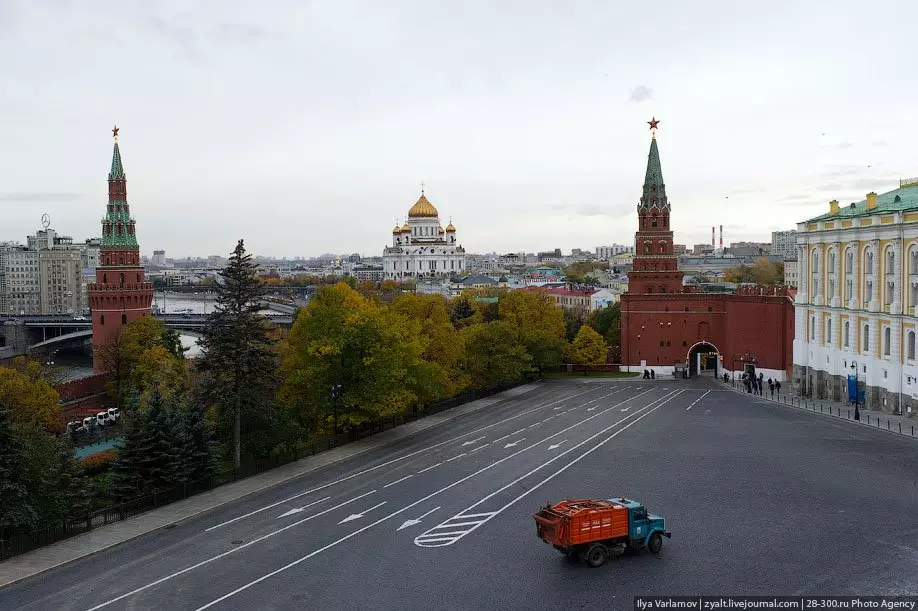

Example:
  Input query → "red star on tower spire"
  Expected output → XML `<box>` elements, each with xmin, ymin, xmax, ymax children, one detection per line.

<box><xmin>647</xmin><ymin>117</ymin><xmax>660</xmax><ymax>131</ymax></box>
<box><xmin>112</xmin><ymin>125</ymin><xmax>119</xmax><ymax>139</ymax></box>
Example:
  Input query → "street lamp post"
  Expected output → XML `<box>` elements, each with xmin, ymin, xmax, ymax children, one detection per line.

<box><xmin>331</xmin><ymin>384</ymin><xmax>342</xmax><ymax>436</ymax></box>
<box><xmin>851</xmin><ymin>361</ymin><xmax>861</xmax><ymax>420</ymax></box>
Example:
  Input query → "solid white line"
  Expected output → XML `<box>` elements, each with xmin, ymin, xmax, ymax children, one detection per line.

<box><xmin>421</xmin><ymin>390</ymin><xmax>686</xmax><ymax>546</ymax></box>
<box><xmin>415</xmin><ymin>530</ymin><xmax>468</xmax><ymax>538</ymax></box>
<box><xmin>432</xmin><ymin>520</ymin><xmax>485</xmax><ymax>528</ymax></box>
<box><xmin>382</xmin><ymin>475</ymin><xmax>414</xmax><ymax>488</ymax></box>
<box><xmin>416</xmin><ymin>506</ymin><xmax>441</xmax><ymax>521</ymax></box>
<box><xmin>416</xmin><ymin>462</ymin><xmax>442</xmax><ymax>474</ymax></box>
<box><xmin>410</xmin><ymin>536</ymin><xmax>455</xmax><ymax>544</ymax></box>
<box><xmin>511</xmin><ymin>429</ymin><xmax>526</xmax><ymax>435</ymax></box>
<box><xmin>85</xmin><ymin>490</ymin><xmax>377</xmax><ymax>611</ymax></box>
<box><xmin>275</xmin><ymin>496</ymin><xmax>331</xmax><ymax>519</ymax></box>
<box><xmin>445</xmin><ymin>453</ymin><xmax>466</xmax><ymax>462</ymax></box>
<box><xmin>454</xmin><ymin>512</ymin><xmax>498</xmax><ymax>519</ymax></box>
<box><xmin>686</xmin><ymin>390</ymin><xmax>711</xmax><ymax>411</ymax></box>
<box><xmin>203</xmin><ymin>384</ymin><xmax>606</xmax><ymax>531</ymax></box>
<box><xmin>191</xmin><ymin>388</ymin><xmax>660</xmax><ymax>611</ymax></box>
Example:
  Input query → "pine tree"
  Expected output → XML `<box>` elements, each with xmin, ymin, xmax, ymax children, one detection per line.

<box><xmin>182</xmin><ymin>404</ymin><xmax>218</xmax><ymax>485</ymax></box>
<box><xmin>109</xmin><ymin>409</ymin><xmax>147</xmax><ymax>501</ymax></box>
<box><xmin>55</xmin><ymin>438</ymin><xmax>91</xmax><ymax>520</ymax></box>
<box><xmin>197</xmin><ymin>239</ymin><xmax>279</xmax><ymax>469</ymax></box>
<box><xmin>0</xmin><ymin>405</ymin><xmax>37</xmax><ymax>537</ymax></box>
<box><xmin>143</xmin><ymin>385</ymin><xmax>180</xmax><ymax>491</ymax></box>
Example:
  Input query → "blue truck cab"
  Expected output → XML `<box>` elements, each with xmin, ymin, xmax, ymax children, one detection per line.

<box><xmin>608</xmin><ymin>497</ymin><xmax>672</xmax><ymax>553</ymax></box>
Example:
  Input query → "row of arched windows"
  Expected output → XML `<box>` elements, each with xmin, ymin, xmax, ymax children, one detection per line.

<box><xmin>808</xmin><ymin>242</ymin><xmax>918</xmax><ymax>310</ymax></box>
<box><xmin>810</xmin><ymin>315</ymin><xmax>917</xmax><ymax>360</ymax></box>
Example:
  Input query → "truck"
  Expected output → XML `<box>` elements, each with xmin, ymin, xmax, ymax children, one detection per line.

<box><xmin>533</xmin><ymin>497</ymin><xmax>671</xmax><ymax>568</ymax></box>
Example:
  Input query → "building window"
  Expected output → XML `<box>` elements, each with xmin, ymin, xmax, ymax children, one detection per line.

<box><xmin>865</xmin><ymin>281</ymin><xmax>873</xmax><ymax>304</ymax></box>
<box><xmin>826</xmin><ymin>318</ymin><xmax>832</xmax><ymax>344</ymax></box>
<box><xmin>100</xmin><ymin>314</ymin><xmax>104</xmax><ymax>325</ymax></box>
<box><xmin>122</xmin><ymin>314</ymin><xmax>127</xmax><ymax>325</ymax></box>
<box><xmin>887</xmin><ymin>250</ymin><xmax>895</xmax><ymax>275</ymax></box>
<box><xmin>651</xmin><ymin>217</ymin><xmax>658</xmax><ymax>228</ymax></box>
<box><xmin>883</xmin><ymin>326</ymin><xmax>891</xmax><ymax>356</ymax></box>
<box><xmin>659</xmin><ymin>341</ymin><xmax>664</xmax><ymax>347</ymax></box>
<box><xmin>844</xmin><ymin>321</ymin><xmax>850</xmax><ymax>347</ymax></box>
<box><xmin>810</xmin><ymin>316</ymin><xmax>816</xmax><ymax>340</ymax></box>
<box><xmin>666</xmin><ymin>341</ymin><xmax>671</xmax><ymax>347</ymax></box>
<box><xmin>682</xmin><ymin>341</ymin><xmax>687</xmax><ymax>347</ymax></box>
<box><xmin>863</xmin><ymin>324</ymin><xmax>870</xmax><ymax>353</ymax></box>
<box><xmin>866</xmin><ymin>251</ymin><xmax>874</xmax><ymax>275</ymax></box>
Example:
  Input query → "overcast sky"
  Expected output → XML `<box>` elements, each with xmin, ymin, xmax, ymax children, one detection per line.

<box><xmin>2</xmin><ymin>1</ymin><xmax>917</xmax><ymax>259</ymax></box>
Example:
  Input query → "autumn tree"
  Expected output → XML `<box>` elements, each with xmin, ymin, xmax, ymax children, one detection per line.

<box><xmin>196</xmin><ymin>239</ymin><xmax>280</xmax><ymax>469</ymax></box>
<box><xmin>459</xmin><ymin>321</ymin><xmax>531</xmax><ymax>390</ymax></box>
<box><xmin>282</xmin><ymin>283</ymin><xmax>426</xmax><ymax>434</ymax></box>
<box><xmin>392</xmin><ymin>293</ymin><xmax>465</xmax><ymax>399</ymax></box>
<box><xmin>568</xmin><ymin>326</ymin><xmax>608</xmax><ymax>365</ymax></box>
<box><xmin>497</xmin><ymin>291</ymin><xmax>567</xmax><ymax>375</ymax></box>
<box><xmin>588</xmin><ymin>302</ymin><xmax>621</xmax><ymax>344</ymax></box>
<box><xmin>723</xmin><ymin>258</ymin><xmax>783</xmax><ymax>285</ymax></box>
<box><xmin>0</xmin><ymin>404</ymin><xmax>36</xmax><ymax>537</ymax></box>
<box><xmin>0</xmin><ymin>363</ymin><xmax>61</xmax><ymax>430</ymax></box>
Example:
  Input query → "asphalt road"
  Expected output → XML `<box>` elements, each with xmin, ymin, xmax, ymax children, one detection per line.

<box><xmin>2</xmin><ymin>378</ymin><xmax>918</xmax><ymax>611</ymax></box>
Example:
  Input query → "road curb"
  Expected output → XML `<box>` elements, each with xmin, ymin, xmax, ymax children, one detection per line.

<box><xmin>0</xmin><ymin>380</ymin><xmax>549</xmax><ymax>589</ymax></box>
<box><xmin>719</xmin><ymin>381</ymin><xmax>918</xmax><ymax>441</ymax></box>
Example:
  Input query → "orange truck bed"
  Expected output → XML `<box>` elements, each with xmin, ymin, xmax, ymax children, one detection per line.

<box><xmin>533</xmin><ymin>499</ymin><xmax>629</xmax><ymax>549</ymax></box>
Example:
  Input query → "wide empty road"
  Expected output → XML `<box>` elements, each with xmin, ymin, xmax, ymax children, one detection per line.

<box><xmin>2</xmin><ymin>379</ymin><xmax>917</xmax><ymax>610</ymax></box>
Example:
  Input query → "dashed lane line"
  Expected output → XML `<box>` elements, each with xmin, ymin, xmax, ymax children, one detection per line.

<box><xmin>203</xmin><ymin>384</ymin><xmax>608</xmax><ymax>531</ymax></box>
<box><xmin>445</xmin><ymin>453</ymin><xmax>466</xmax><ymax>462</ymax></box>
<box><xmin>188</xmin><ymin>388</ymin><xmax>662</xmax><ymax>611</ymax></box>
<box><xmin>686</xmin><ymin>390</ymin><xmax>711</xmax><ymax>411</ymax></box>
<box><xmin>382</xmin><ymin>475</ymin><xmax>414</xmax><ymax>489</ymax></box>
<box><xmin>412</xmin><ymin>390</ymin><xmax>686</xmax><ymax>548</ymax></box>
<box><xmin>416</xmin><ymin>463</ymin><xmax>442</xmax><ymax>474</ymax></box>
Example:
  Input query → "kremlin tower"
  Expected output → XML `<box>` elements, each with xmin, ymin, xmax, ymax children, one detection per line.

<box><xmin>88</xmin><ymin>127</ymin><xmax>154</xmax><ymax>372</ymax></box>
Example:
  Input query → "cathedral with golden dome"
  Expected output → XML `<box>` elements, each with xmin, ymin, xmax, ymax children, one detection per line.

<box><xmin>383</xmin><ymin>187</ymin><xmax>466</xmax><ymax>280</ymax></box>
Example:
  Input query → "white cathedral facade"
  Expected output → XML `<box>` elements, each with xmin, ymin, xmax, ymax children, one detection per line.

<box><xmin>383</xmin><ymin>190</ymin><xmax>466</xmax><ymax>280</ymax></box>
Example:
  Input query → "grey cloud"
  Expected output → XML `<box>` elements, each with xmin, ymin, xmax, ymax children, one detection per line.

<box><xmin>629</xmin><ymin>85</ymin><xmax>653</xmax><ymax>102</ymax></box>
<box><xmin>0</xmin><ymin>192</ymin><xmax>83</xmax><ymax>203</ymax></box>
<box><xmin>147</xmin><ymin>15</ymin><xmax>199</xmax><ymax>60</ymax></box>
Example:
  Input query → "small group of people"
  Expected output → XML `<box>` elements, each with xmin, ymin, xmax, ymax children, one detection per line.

<box><xmin>642</xmin><ymin>369</ymin><xmax>656</xmax><ymax>379</ymax></box>
<box><xmin>736</xmin><ymin>371</ymin><xmax>780</xmax><ymax>398</ymax></box>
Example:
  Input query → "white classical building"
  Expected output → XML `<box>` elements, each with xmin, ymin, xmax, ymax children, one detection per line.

<box><xmin>792</xmin><ymin>181</ymin><xmax>918</xmax><ymax>413</ymax></box>
<box><xmin>383</xmin><ymin>190</ymin><xmax>466</xmax><ymax>280</ymax></box>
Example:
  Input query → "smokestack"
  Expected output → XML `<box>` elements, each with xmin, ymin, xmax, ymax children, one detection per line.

<box><xmin>711</xmin><ymin>226</ymin><xmax>715</xmax><ymax>248</ymax></box>
<box><xmin>719</xmin><ymin>225</ymin><xmax>723</xmax><ymax>250</ymax></box>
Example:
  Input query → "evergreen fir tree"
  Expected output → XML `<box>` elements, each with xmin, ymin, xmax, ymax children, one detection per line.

<box><xmin>168</xmin><ymin>399</ymin><xmax>192</xmax><ymax>487</ymax></box>
<box><xmin>182</xmin><ymin>403</ymin><xmax>218</xmax><ymax>485</ymax></box>
<box><xmin>108</xmin><ymin>410</ymin><xmax>147</xmax><ymax>501</ymax></box>
<box><xmin>197</xmin><ymin>239</ymin><xmax>279</xmax><ymax>468</ymax></box>
<box><xmin>142</xmin><ymin>385</ymin><xmax>180</xmax><ymax>491</ymax></box>
<box><xmin>55</xmin><ymin>438</ymin><xmax>91</xmax><ymax>520</ymax></box>
<box><xmin>0</xmin><ymin>405</ymin><xmax>37</xmax><ymax>537</ymax></box>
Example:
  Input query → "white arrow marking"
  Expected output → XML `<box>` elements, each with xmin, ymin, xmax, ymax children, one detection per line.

<box><xmin>587</xmin><ymin>406</ymin><xmax>598</xmax><ymax>411</ymax></box>
<box><xmin>397</xmin><ymin>506</ymin><xmax>441</xmax><ymax>531</ymax></box>
<box><xmin>548</xmin><ymin>440</ymin><xmax>568</xmax><ymax>450</ymax></box>
<box><xmin>504</xmin><ymin>438</ymin><xmax>525</xmax><ymax>449</ymax></box>
<box><xmin>621</xmin><ymin>407</ymin><xmax>630</xmax><ymax>412</ymax></box>
<box><xmin>276</xmin><ymin>496</ymin><xmax>332</xmax><ymax>519</ymax></box>
<box><xmin>461</xmin><ymin>436</ymin><xmax>485</xmax><ymax>447</ymax></box>
<box><xmin>338</xmin><ymin>501</ymin><xmax>387</xmax><ymax>524</ymax></box>
<box><xmin>553</xmin><ymin>405</ymin><xmax>564</xmax><ymax>410</ymax></box>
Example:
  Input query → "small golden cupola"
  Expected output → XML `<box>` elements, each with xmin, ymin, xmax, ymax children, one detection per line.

<box><xmin>408</xmin><ymin>192</ymin><xmax>439</xmax><ymax>218</ymax></box>
<box><xmin>446</xmin><ymin>221</ymin><xmax>456</xmax><ymax>232</ymax></box>
<box><xmin>392</xmin><ymin>224</ymin><xmax>402</xmax><ymax>234</ymax></box>
<box><xmin>401</xmin><ymin>223</ymin><xmax>411</xmax><ymax>232</ymax></box>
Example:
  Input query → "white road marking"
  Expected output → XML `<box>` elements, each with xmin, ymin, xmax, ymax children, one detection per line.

<box><xmin>414</xmin><ymin>511</ymin><xmax>499</xmax><ymax>547</ymax></box>
<box><xmin>461</xmin><ymin>436</ymin><xmax>485</xmax><ymax>447</ymax></box>
<box><xmin>85</xmin><ymin>490</ymin><xmax>377</xmax><ymax>611</ymax></box>
<box><xmin>493</xmin><ymin>434</ymin><xmax>511</xmax><ymax>443</ymax></box>
<box><xmin>445</xmin><ymin>453</ymin><xmax>466</xmax><ymax>462</ymax></box>
<box><xmin>190</xmin><ymin>388</ymin><xmax>660</xmax><ymax>611</ymax></box>
<box><xmin>503</xmin><ymin>439</ymin><xmax>525</xmax><ymax>448</ymax></box>
<box><xmin>397</xmin><ymin>506</ymin><xmax>441</xmax><ymax>531</ymax></box>
<box><xmin>542</xmin><ymin>416</ymin><xmax>555</xmax><ymax>422</ymax></box>
<box><xmin>686</xmin><ymin>390</ymin><xmax>711</xmax><ymax>410</ymax></box>
<box><xmin>528</xmin><ymin>422</ymin><xmax>540</xmax><ymax>428</ymax></box>
<box><xmin>547</xmin><ymin>440</ymin><xmax>567</xmax><ymax>450</ymax></box>
<box><xmin>338</xmin><ymin>501</ymin><xmax>387</xmax><ymax>524</ymax></box>
<box><xmin>469</xmin><ymin>443</ymin><xmax>490</xmax><ymax>453</ymax></box>
<box><xmin>621</xmin><ymin>407</ymin><xmax>630</xmax><ymax>412</ymax></box>
<box><xmin>382</xmin><ymin>475</ymin><xmax>414</xmax><ymax>489</ymax></box>
<box><xmin>203</xmin><ymin>384</ymin><xmax>605</xmax><ymax>531</ymax></box>
<box><xmin>413</xmin><ymin>390</ymin><xmax>686</xmax><ymax>547</ymax></box>
<box><xmin>276</xmin><ymin>496</ymin><xmax>331</xmax><ymax>519</ymax></box>
<box><xmin>416</xmin><ymin>462</ymin><xmax>442</xmax><ymax>474</ymax></box>
<box><xmin>511</xmin><ymin>429</ymin><xmax>526</xmax><ymax>435</ymax></box>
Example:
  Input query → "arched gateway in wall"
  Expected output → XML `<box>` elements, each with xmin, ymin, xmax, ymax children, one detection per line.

<box><xmin>687</xmin><ymin>341</ymin><xmax>719</xmax><ymax>377</ymax></box>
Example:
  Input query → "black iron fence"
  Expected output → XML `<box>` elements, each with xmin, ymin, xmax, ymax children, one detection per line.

<box><xmin>0</xmin><ymin>378</ymin><xmax>532</xmax><ymax>562</ymax></box>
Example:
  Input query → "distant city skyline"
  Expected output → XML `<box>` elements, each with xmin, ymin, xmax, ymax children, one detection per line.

<box><xmin>2</xmin><ymin>2</ymin><xmax>917</xmax><ymax>258</ymax></box>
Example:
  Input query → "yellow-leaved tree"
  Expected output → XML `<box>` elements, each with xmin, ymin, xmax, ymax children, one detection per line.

<box><xmin>498</xmin><ymin>290</ymin><xmax>567</xmax><ymax>374</ymax></box>
<box><xmin>0</xmin><ymin>358</ymin><xmax>61</xmax><ymax>429</ymax></box>
<box><xmin>568</xmin><ymin>325</ymin><xmax>608</xmax><ymax>365</ymax></box>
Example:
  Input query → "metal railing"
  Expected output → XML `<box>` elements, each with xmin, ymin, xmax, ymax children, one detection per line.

<box><xmin>0</xmin><ymin>378</ymin><xmax>531</xmax><ymax>562</ymax></box>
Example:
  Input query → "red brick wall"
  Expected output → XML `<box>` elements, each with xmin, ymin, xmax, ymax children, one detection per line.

<box><xmin>621</xmin><ymin>289</ymin><xmax>794</xmax><ymax>371</ymax></box>
<box><xmin>56</xmin><ymin>373</ymin><xmax>108</xmax><ymax>402</ymax></box>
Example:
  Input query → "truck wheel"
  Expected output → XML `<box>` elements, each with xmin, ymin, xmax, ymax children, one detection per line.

<box><xmin>647</xmin><ymin>532</ymin><xmax>663</xmax><ymax>554</ymax></box>
<box><xmin>586</xmin><ymin>544</ymin><xmax>606</xmax><ymax>568</ymax></box>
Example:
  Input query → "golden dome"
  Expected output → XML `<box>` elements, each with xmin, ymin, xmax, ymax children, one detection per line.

<box><xmin>446</xmin><ymin>222</ymin><xmax>456</xmax><ymax>232</ymax></box>
<box><xmin>392</xmin><ymin>225</ymin><xmax>401</xmax><ymax>234</ymax></box>
<box><xmin>401</xmin><ymin>223</ymin><xmax>411</xmax><ymax>232</ymax></box>
<box><xmin>408</xmin><ymin>193</ymin><xmax>439</xmax><ymax>218</ymax></box>
<box><xmin>438</xmin><ymin>226</ymin><xmax>445</xmax><ymax>234</ymax></box>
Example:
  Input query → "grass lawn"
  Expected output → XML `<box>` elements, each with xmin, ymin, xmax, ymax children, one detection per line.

<box><xmin>542</xmin><ymin>371</ymin><xmax>640</xmax><ymax>379</ymax></box>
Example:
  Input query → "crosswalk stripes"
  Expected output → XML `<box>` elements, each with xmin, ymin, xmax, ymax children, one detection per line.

<box><xmin>413</xmin><ymin>511</ymin><xmax>499</xmax><ymax>547</ymax></box>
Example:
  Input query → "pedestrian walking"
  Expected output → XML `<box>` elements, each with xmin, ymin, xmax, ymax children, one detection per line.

<box><xmin>768</xmin><ymin>378</ymin><xmax>775</xmax><ymax>399</ymax></box>
<box><xmin>650</xmin><ymin>369</ymin><xmax>655</xmax><ymax>379</ymax></box>
<box><xmin>775</xmin><ymin>380</ymin><xmax>781</xmax><ymax>396</ymax></box>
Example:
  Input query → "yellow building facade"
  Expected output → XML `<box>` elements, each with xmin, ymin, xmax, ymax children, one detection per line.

<box><xmin>793</xmin><ymin>179</ymin><xmax>918</xmax><ymax>413</ymax></box>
